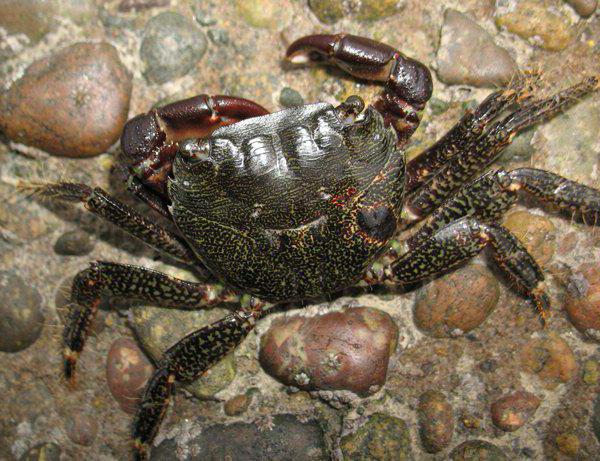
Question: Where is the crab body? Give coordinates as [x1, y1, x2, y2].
[169, 102, 404, 300]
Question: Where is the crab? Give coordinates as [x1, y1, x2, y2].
[29, 33, 600, 460]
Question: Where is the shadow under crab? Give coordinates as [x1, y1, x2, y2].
[26, 33, 600, 460]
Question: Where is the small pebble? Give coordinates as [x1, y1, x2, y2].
[223, 392, 252, 416]
[490, 391, 541, 432]
[130, 305, 236, 398]
[565, 0, 597, 17]
[437, 9, 518, 87]
[154, 414, 327, 459]
[418, 390, 454, 453]
[235, 0, 287, 29]
[565, 263, 600, 341]
[259, 306, 398, 396]
[502, 211, 556, 266]
[53, 230, 95, 256]
[555, 433, 580, 456]
[450, 439, 508, 460]
[340, 413, 413, 459]
[582, 360, 599, 385]
[19, 442, 61, 461]
[106, 337, 154, 414]
[140, 12, 207, 84]
[65, 412, 98, 446]
[495, 0, 575, 51]
[520, 334, 578, 389]
[355, 0, 402, 21]
[207, 28, 229, 45]
[308, 0, 346, 23]
[279, 87, 304, 108]
[414, 264, 500, 337]
[0, 271, 43, 352]
[0, 42, 131, 157]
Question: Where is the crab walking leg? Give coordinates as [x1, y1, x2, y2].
[132, 304, 270, 461]
[404, 77, 535, 192]
[286, 34, 433, 143]
[121, 94, 269, 195]
[24, 181, 199, 264]
[408, 168, 600, 248]
[64, 262, 238, 383]
[382, 218, 550, 321]
[404, 76, 599, 220]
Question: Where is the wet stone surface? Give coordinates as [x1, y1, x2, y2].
[0, 42, 131, 157]
[340, 412, 413, 460]
[450, 439, 508, 460]
[520, 334, 578, 389]
[153, 414, 328, 460]
[0, 270, 44, 352]
[502, 211, 557, 266]
[259, 306, 398, 396]
[53, 230, 95, 256]
[140, 12, 208, 84]
[106, 337, 154, 414]
[490, 391, 541, 432]
[565, 263, 600, 341]
[418, 390, 454, 453]
[19, 442, 61, 461]
[65, 411, 98, 446]
[414, 264, 500, 337]
[437, 9, 518, 87]
[565, 0, 598, 16]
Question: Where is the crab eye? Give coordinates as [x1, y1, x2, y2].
[357, 205, 396, 242]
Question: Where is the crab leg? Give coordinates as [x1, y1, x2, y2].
[132, 303, 270, 461]
[23, 181, 199, 265]
[374, 218, 550, 321]
[404, 77, 599, 220]
[121, 95, 269, 196]
[63, 262, 238, 384]
[286, 34, 433, 143]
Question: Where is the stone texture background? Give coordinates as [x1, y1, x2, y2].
[0, 0, 599, 460]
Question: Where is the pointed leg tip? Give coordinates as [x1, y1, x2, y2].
[63, 349, 79, 389]
[133, 439, 149, 461]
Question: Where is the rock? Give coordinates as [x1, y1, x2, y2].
[340, 413, 413, 460]
[0, 271, 43, 352]
[308, 0, 345, 24]
[130, 305, 236, 399]
[355, 0, 403, 21]
[0, 42, 131, 158]
[0, 0, 54, 44]
[520, 334, 578, 389]
[495, 0, 575, 52]
[565, 0, 597, 16]
[19, 442, 61, 461]
[207, 29, 230, 46]
[106, 337, 154, 414]
[490, 391, 541, 432]
[565, 263, 600, 341]
[223, 392, 252, 416]
[65, 412, 98, 446]
[450, 440, 508, 460]
[583, 360, 599, 385]
[235, 0, 287, 29]
[502, 211, 556, 266]
[259, 306, 398, 396]
[593, 393, 600, 443]
[154, 414, 327, 460]
[0, 184, 55, 242]
[436, 9, 518, 88]
[500, 128, 535, 164]
[279, 87, 304, 108]
[118, 0, 169, 11]
[140, 12, 207, 84]
[414, 264, 500, 337]
[53, 230, 95, 256]
[555, 433, 580, 456]
[418, 390, 454, 453]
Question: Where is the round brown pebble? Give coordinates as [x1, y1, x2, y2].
[520, 334, 578, 389]
[556, 432, 580, 456]
[0, 42, 131, 157]
[259, 306, 398, 396]
[106, 337, 154, 414]
[565, 263, 600, 342]
[19, 442, 61, 461]
[54, 230, 95, 256]
[418, 390, 454, 453]
[414, 264, 500, 337]
[450, 439, 508, 460]
[490, 391, 541, 432]
[65, 412, 98, 446]
[224, 393, 252, 416]
[565, 0, 597, 17]
[503, 211, 556, 266]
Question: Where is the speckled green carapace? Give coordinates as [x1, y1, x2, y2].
[169, 102, 404, 301]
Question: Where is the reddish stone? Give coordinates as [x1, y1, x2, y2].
[418, 390, 454, 453]
[565, 263, 600, 342]
[65, 412, 98, 446]
[106, 337, 154, 414]
[0, 42, 131, 157]
[520, 334, 578, 389]
[259, 307, 398, 396]
[490, 391, 541, 432]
